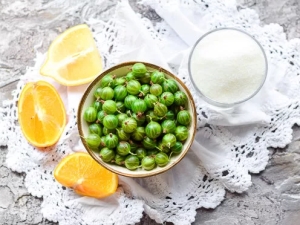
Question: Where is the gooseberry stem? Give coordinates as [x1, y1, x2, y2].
[138, 91, 145, 97]
[137, 112, 143, 118]
[169, 152, 173, 160]
[129, 151, 137, 155]
[155, 146, 162, 151]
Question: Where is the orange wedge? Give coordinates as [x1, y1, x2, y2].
[40, 24, 103, 86]
[18, 80, 66, 147]
[54, 152, 118, 198]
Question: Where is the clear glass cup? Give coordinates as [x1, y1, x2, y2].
[188, 28, 268, 108]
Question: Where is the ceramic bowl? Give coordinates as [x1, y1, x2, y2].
[78, 61, 197, 178]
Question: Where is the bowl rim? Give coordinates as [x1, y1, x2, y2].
[77, 61, 197, 178]
[188, 27, 268, 108]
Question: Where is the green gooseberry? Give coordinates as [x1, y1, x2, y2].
[161, 133, 176, 148]
[144, 94, 158, 109]
[142, 136, 157, 150]
[84, 107, 97, 123]
[94, 87, 102, 99]
[88, 123, 102, 136]
[99, 147, 115, 162]
[104, 133, 119, 149]
[122, 118, 137, 133]
[97, 110, 106, 124]
[139, 72, 151, 84]
[100, 74, 115, 88]
[175, 126, 189, 141]
[174, 91, 188, 106]
[114, 85, 127, 101]
[159, 92, 174, 106]
[124, 95, 138, 109]
[126, 71, 135, 81]
[145, 121, 162, 139]
[154, 102, 168, 117]
[131, 99, 147, 115]
[93, 101, 102, 112]
[114, 154, 126, 166]
[155, 152, 169, 167]
[102, 100, 117, 114]
[125, 155, 140, 170]
[171, 142, 183, 154]
[85, 133, 101, 149]
[151, 70, 165, 84]
[103, 114, 118, 129]
[132, 62, 147, 79]
[116, 128, 131, 141]
[150, 83, 162, 96]
[177, 110, 191, 126]
[141, 156, 156, 170]
[162, 79, 178, 93]
[115, 77, 126, 86]
[161, 120, 176, 134]
[116, 141, 131, 156]
[100, 87, 114, 100]
[126, 80, 141, 95]
[131, 127, 146, 141]
[136, 147, 147, 160]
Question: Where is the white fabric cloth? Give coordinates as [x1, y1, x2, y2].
[1, 0, 300, 224]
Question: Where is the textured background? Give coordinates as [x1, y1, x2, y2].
[0, 0, 300, 224]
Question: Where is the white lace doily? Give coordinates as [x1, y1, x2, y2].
[1, 0, 300, 224]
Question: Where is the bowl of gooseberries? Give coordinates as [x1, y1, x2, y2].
[78, 61, 196, 178]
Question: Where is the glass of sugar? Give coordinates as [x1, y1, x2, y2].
[188, 28, 268, 108]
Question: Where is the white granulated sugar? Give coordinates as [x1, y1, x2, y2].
[190, 29, 266, 104]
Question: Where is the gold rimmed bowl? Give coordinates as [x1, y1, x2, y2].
[77, 61, 197, 178]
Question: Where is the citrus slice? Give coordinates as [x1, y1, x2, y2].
[18, 80, 66, 147]
[54, 152, 118, 198]
[40, 24, 103, 86]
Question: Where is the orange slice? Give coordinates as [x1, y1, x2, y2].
[54, 152, 118, 198]
[18, 81, 66, 147]
[40, 24, 103, 86]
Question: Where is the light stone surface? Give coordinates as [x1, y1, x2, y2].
[0, 0, 300, 224]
